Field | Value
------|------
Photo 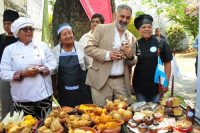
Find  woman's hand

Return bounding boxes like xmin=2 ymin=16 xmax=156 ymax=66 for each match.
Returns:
xmin=120 ymin=45 xmax=134 ymax=59
xmin=109 ymin=50 xmax=123 ymax=60
xmin=39 ymin=65 xmax=50 ymax=77
xmin=21 ymin=67 xmax=40 ymax=78
xmin=160 ymin=86 xmax=168 ymax=93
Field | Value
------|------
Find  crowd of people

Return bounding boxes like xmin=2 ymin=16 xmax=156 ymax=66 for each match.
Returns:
xmin=0 ymin=4 xmax=174 ymax=120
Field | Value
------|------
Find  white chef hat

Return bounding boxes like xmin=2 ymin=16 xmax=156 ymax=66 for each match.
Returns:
xmin=11 ymin=17 xmax=34 ymax=38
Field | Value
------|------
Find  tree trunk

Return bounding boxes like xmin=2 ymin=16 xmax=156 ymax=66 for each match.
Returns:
xmin=52 ymin=0 xmax=115 ymax=46
xmin=52 ymin=0 xmax=90 ymax=45
xmin=111 ymin=0 xmax=116 ymax=13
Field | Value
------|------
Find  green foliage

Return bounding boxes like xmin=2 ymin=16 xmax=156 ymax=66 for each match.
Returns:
xmin=49 ymin=0 xmax=55 ymax=12
xmin=165 ymin=24 xmax=186 ymax=50
xmin=127 ymin=18 xmax=141 ymax=39
xmin=48 ymin=14 xmax=53 ymax=45
xmin=135 ymin=11 xmax=145 ymax=17
xmin=165 ymin=2 xmax=198 ymax=38
xmin=141 ymin=0 xmax=198 ymax=38
xmin=49 ymin=0 xmax=55 ymax=6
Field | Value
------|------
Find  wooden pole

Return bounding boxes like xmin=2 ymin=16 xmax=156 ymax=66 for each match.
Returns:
xmin=171 ymin=48 xmax=176 ymax=97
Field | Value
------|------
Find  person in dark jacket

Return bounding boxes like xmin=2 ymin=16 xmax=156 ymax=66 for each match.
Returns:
xmin=0 ymin=9 xmax=19 ymax=120
xmin=133 ymin=14 xmax=172 ymax=103
xmin=154 ymin=27 xmax=166 ymax=40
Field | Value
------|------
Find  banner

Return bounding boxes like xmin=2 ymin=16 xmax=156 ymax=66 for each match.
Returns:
xmin=80 ymin=0 xmax=112 ymax=23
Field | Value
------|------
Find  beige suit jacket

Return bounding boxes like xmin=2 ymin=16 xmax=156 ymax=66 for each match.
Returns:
xmin=84 ymin=23 xmax=137 ymax=96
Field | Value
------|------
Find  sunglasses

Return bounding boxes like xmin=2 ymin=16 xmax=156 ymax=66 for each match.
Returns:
xmin=20 ymin=27 xmax=35 ymax=32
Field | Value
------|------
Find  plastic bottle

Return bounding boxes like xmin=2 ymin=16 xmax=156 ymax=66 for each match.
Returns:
xmin=186 ymin=106 xmax=195 ymax=124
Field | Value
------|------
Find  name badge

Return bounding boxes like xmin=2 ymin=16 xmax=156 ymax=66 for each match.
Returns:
xmin=150 ymin=46 xmax=157 ymax=53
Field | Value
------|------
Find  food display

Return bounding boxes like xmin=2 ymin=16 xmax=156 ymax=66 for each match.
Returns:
xmin=76 ymin=104 xmax=97 ymax=114
xmin=175 ymin=119 xmax=192 ymax=132
xmin=39 ymin=98 xmax=129 ymax=132
xmin=0 ymin=96 xmax=198 ymax=133
xmin=138 ymin=122 xmax=148 ymax=133
xmin=126 ymin=96 xmax=194 ymax=133
xmin=38 ymin=118 xmax=64 ymax=133
xmin=69 ymin=127 xmax=97 ymax=133
xmin=132 ymin=112 xmax=145 ymax=124
xmin=153 ymin=112 xmax=163 ymax=122
xmin=155 ymin=105 xmax=165 ymax=115
xmin=0 ymin=123 xmax=4 ymax=133
xmin=66 ymin=114 xmax=91 ymax=128
xmin=20 ymin=115 xmax=37 ymax=127
xmin=159 ymin=96 xmax=184 ymax=117
xmin=105 ymin=96 xmax=128 ymax=111
xmin=110 ymin=109 xmax=133 ymax=122
xmin=0 ymin=111 xmax=39 ymax=133
xmin=171 ymin=107 xmax=183 ymax=116
xmin=161 ymin=97 xmax=180 ymax=107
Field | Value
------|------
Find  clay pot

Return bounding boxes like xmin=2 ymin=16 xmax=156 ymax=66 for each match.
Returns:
xmin=54 ymin=127 xmax=65 ymax=133
xmin=101 ymin=126 xmax=121 ymax=133
xmin=74 ymin=127 xmax=97 ymax=133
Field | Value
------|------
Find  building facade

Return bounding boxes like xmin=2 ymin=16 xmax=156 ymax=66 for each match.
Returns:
xmin=0 ymin=0 xmax=44 ymax=42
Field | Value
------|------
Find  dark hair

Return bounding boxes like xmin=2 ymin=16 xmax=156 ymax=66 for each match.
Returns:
xmin=91 ymin=13 xmax=105 ymax=24
xmin=3 ymin=9 xmax=19 ymax=22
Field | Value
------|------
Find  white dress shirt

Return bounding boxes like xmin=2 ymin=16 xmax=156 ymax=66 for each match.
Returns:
xmin=105 ymin=26 xmax=126 ymax=76
xmin=0 ymin=41 xmax=58 ymax=102
xmin=79 ymin=31 xmax=93 ymax=67
xmin=79 ymin=31 xmax=92 ymax=48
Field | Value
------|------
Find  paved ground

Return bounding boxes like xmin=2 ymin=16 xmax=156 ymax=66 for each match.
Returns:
xmin=172 ymin=53 xmax=197 ymax=104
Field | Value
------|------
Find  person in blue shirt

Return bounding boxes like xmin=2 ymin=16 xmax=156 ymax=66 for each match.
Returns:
xmin=193 ymin=34 xmax=198 ymax=76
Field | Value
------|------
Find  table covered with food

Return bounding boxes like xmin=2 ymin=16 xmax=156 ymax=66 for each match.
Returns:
xmin=0 ymin=95 xmax=199 ymax=133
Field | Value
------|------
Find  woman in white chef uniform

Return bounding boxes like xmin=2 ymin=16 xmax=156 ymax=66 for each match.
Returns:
xmin=0 ymin=17 xmax=57 ymax=119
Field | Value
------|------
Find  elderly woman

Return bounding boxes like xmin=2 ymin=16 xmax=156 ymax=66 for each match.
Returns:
xmin=132 ymin=14 xmax=172 ymax=103
xmin=52 ymin=23 xmax=92 ymax=107
xmin=0 ymin=17 xmax=57 ymax=119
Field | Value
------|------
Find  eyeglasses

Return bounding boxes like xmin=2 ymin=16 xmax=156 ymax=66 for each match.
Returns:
xmin=20 ymin=27 xmax=35 ymax=32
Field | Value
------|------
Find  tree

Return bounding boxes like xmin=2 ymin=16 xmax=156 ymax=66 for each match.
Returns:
xmin=127 ymin=18 xmax=141 ymax=39
xmin=52 ymin=0 xmax=116 ymax=45
xmin=141 ymin=0 xmax=198 ymax=38
xmin=52 ymin=0 xmax=89 ymax=45
xmin=165 ymin=24 xmax=186 ymax=51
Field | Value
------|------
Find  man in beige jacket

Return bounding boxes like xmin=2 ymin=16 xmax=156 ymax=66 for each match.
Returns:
xmin=85 ymin=4 xmax=137 ymax=106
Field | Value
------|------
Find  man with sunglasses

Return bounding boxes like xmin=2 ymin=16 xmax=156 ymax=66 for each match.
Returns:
xmin=0 ymin=9 xmax=19 ymax=120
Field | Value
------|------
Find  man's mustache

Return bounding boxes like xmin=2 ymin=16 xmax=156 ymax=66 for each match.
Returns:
xmin=119 ymin=21 xmax=127 ymax=26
